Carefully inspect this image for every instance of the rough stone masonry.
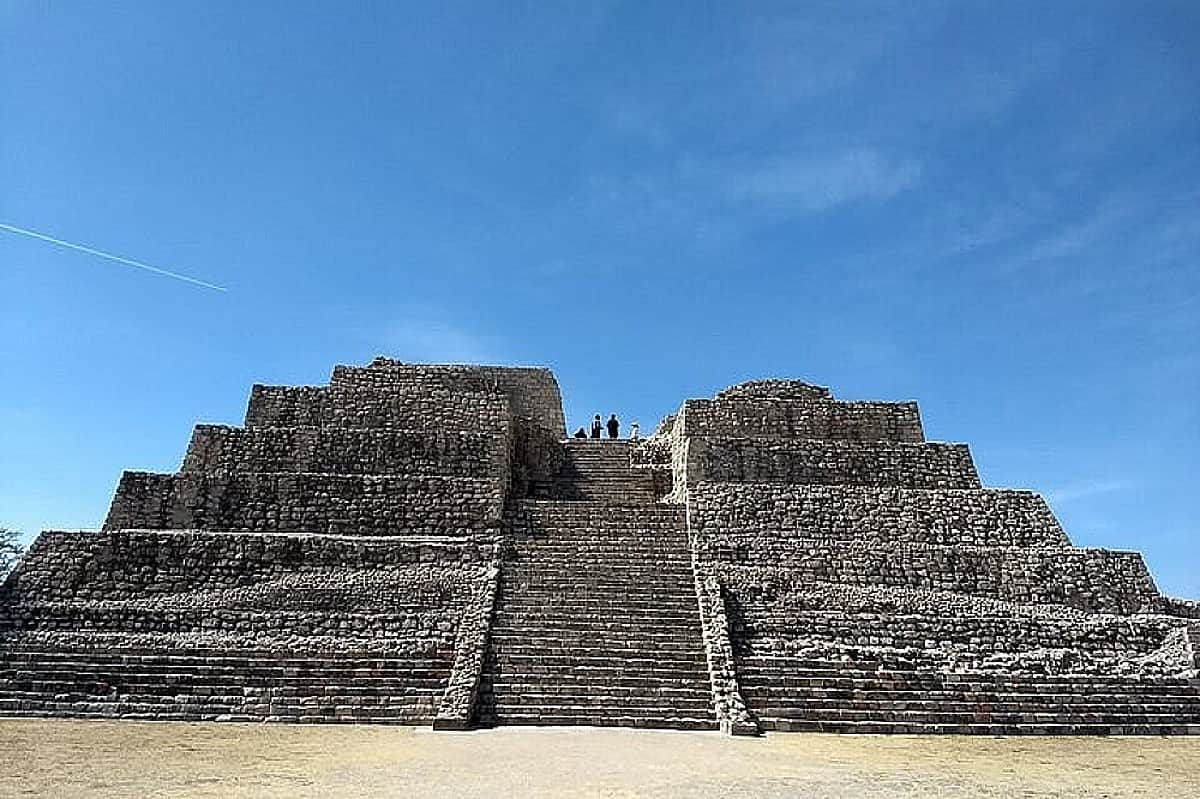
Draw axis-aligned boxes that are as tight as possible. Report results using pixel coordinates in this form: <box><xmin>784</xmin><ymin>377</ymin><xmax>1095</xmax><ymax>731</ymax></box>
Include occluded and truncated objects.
<box><xmin>1</xmin><ymin>357</ymin><xmax>1197</xmax><ymax>734</ymax></box>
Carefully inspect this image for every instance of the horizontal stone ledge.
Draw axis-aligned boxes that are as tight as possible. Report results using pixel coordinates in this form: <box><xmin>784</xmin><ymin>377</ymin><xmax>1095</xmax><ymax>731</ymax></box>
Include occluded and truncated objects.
<box><xmin>182</xmin><ymin>424</ymin><xmax>505</xmax><ymax>478</ymax></box>
<box><xmin>102</xmin><ymin>471</ymin><xmax>506</xmax><ymax>535</ymax></box>
<box><xmin>677</xmin><ymin>397</ymin><xmax>924</xmax><ymax>442</ymax></box>
<box><xmin>245</xmin><ymin>384</ymin><xmax>512</xmax><ymax>431</ymax></box>
<box><xmin>689</xmin><ymin>483</ymin><xmax>1068</xmax><ymax>548</ymax></box>
<box><xmin>714</xmin><ymin>547</ymin><xmax>1158</xmax><ymax>615</ymax></box>
<box><xmin>690</xmin><ymin>438</ymin><xmax>980</xmax><ymax>489</ymax></box>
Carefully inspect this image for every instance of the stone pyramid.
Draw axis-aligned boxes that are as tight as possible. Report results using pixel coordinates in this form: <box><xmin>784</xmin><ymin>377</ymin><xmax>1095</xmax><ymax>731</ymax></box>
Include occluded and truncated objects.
<box><xmin>2</xmin><ymin>358</ymin><xmax>1197</xmax><ymax>734</ymax></box>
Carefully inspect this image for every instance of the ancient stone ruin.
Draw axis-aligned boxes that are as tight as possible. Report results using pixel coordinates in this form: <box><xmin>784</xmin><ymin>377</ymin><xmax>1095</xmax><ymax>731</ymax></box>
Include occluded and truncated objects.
<box><xmin>2</xmin><ymin>358</ymin><xmax>1198</xmax><ymax>734</ymax></box>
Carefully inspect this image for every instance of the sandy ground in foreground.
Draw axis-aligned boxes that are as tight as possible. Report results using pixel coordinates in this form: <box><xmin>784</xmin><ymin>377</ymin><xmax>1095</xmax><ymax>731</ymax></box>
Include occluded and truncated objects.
<box><xmin>0</xmin><ymin>720</ymin><xmax>1197</xmax><ymax>798</ymax></box>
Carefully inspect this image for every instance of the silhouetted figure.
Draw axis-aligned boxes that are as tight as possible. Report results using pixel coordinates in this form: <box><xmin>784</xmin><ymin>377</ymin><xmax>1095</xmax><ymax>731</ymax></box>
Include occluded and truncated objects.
<box><xmin>629</xmin><ymin>421</ymin><xmax>640</xmax><ymax>440</ymax></box>
<box><xmin>573</xmin><ymin>427</ymin><xmax>587</xmax><ymax>439</ymax></box>
<box><xmin>590</xmin><ymin>415</ymin><xmax>602</xmax><ymax>439</ymax></box>
<box><xmin>607</xmin><ymin>414</ymin><xmax>619</xmax><ymax>439</ymax></box>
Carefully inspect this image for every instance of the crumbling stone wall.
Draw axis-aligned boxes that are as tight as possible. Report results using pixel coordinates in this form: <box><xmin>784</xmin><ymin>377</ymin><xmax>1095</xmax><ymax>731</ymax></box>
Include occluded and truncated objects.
<box><xmin>245</xmin><ymin>385</ymin><xmax>506</xmax><ymax>431</ymax></box>
<box><xmin>2</xmin><ymin>529</ymin><xmax>497</xmax><ymax>647</ymax></box>
<box><xmin>715</xmin><ymin>379</ymin><xmax>832</xmax><ymax>401</ymax></box>
<box><xmin>7</xmin><ymin>530</ymin><xmax>495</xmax><ymax>600</ymax></box>
<box><xmin>709</xmin><ymin>546</ymin><xmax>1158</xmax><ymax>615</ymax></box>
<box><xmin>669</xmin><ymin>377</ymin><xmax>1198</xmax><ymax>729</ymax></box>
<box><xmin>183</xmin><ymin>425</ymin><xmax>503</xmax><ymax>478</ymax></box>
<box><xmin>105</xmin><ymin>472</ymin><xmax>503</xmax><ymax>535</ymax></box>
<box><xmin>338</xmin><ymin>359</ymin><xmax>566</xmax><ymax>437</ymax></box>
<box><xmin>103</xmin><ymin>358</ymin><xmax>560</xmax><ymax>534</ymax></box>
<box><xmin>677</xmin><ymin>398</ymin><xmax>924</xmax><ymax>442</ymax></box>
<box><xmin>690</xmin><ymin>439</ymin><xmax>979</xmax><ymax>488</ymax></box>
<box><xmin>690</xmin><ymin>484</ymin><xmax>1068</xmax><ymax>547</ymax></box>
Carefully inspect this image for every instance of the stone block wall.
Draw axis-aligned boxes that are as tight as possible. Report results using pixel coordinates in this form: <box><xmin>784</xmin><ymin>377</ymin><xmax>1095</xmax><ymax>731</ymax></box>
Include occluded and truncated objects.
<box><xmin>1</xmin><ymin>529</ymin><xmax>497</xmax><ymax>647</ymax></box>
<box><xmin>676</xmin><ymin>398</ymin><xmax>924</xmax><ymax>442</ymax></box>
<box><xmin>709</xmin><ymin>545</ymin><xmax>1159</xmax><ymax>615</ymax></box>
<box><xmin>723</xmin><ymin>576</ymin><xmax>1186</xmax><ymax>669</ymax></box>
<box><xmin>668</xmin><ymin>377</ymin><xmax>1198</xmax><ymax>724</ymax></box>
<box><xmin>182</xmin><ymin>425</ymin><xmax>503</xmax><ymax>478</ymax></box>
<box><xmin>335</xmin><ymin>359</ymin><xmax>566</xmax><ymax>436</ymax></box>
<box><xmin>689</xmin><ymin>484</ymin><xmax>1068</xmax><ymax>547</ymax></box>
<box><xmin>104</xmin><ymin>471</ymin><xmax>503</xmax><ymax>535</ymax></box>
<box><xmin>244</xmin><ymin>385</ymin><xmax>507</xmax><ymax>431</ymax></box>
<box><xmin>715</xmin><ymin>379</ymin><xmax>832</xmax><ymax>401</ymax></box>
<box><xmin>6</xmin><ymin>529</ymin><xmax>493</xmax><ymax>603</ymax></box>
<box><xmin>690</xmin><ymin>439</ymin><xmax>979</xmax><ymax>488</ymax></box>
<box><xmin>98</xmin><ymin>359</ymin><xmax>565</xmax><ymax>536</ymax></box>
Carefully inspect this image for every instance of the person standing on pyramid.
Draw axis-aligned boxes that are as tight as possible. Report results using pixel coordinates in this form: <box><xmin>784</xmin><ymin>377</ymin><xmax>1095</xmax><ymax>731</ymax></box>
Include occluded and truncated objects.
<box><xmin>590</xmin><ymin>415</ymin><xmax>602</xmax><ymax>438</ymax></box>
<box><xmin>606</xmin><ymin>414</ymin><xmax>620</xmax><ymax>439</ymax></box>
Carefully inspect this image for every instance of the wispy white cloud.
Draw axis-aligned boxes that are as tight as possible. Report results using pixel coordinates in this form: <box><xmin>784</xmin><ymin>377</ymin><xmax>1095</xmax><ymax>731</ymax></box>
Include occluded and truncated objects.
<box><xmin>726</xmin><ymin>149</ymin><xmax>922</xmax><ymax>214</ymax></box>
<box><xmin>576</xmin><ymin>146</ymin><xmax>923</xmax><ymax>254</ymax></box>
<box><xmin>1046</xmin><ymin>479</ymin><xmax>1132</xmax><ymax>506</ymax></box>
<box><xmin>383</xmin><ymin>316</ymin><xmax>502</xmax><ymax>365</ymax></box>
<box><xmin>1021</xmin><ymin>200</ymin><xmax>1141</xmax><ymax>263</ymax></box>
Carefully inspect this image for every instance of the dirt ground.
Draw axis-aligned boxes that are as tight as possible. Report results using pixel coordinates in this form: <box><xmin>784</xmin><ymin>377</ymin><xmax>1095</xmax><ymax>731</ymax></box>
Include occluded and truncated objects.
<box><xmin>0</xmin><ymin>720</ymin><xmax>1197</xmax><ymax>798</ymax></box>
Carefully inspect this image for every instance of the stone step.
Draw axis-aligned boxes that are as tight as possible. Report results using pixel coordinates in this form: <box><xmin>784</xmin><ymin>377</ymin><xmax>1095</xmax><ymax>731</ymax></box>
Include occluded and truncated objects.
<box><xmin>490</xmin><ymin>626</ymin><xmax>704</xmax><ymax>641</ymax></box>
<box><xmin>506</xmin><ymin>531</ymin><xmax>688</xmax><ymax>541</ymax></box>
<box><xmin>500</xmin><ymin>585</ymin><xmax>693</xmax><ymax>596</ymax></box>
<box><xmin>750</xmin><ymin>706</ymin><xmax>1200</xmax><ymax>724</ymax></box>
<box><xmin>489</xmin><ymin>703</ymin><xmax>715</xmax><ymax>719</ymax></box>
<box><xmin>0</xmin><ymin>660</ymin><xmax>449</xmax><ymax>678</ymax></box>
<box><xmin>736</xmin><ymin>665</ymin><xmax>1199</xmax><ymax>690</ymax></box>
<box><xmin>739</xmin><ymin>684</ymin><xmax>1200</xmax><ymax>703</ymax></box>
<box><xmin>0</xmin><ymin>688</ymin><xmax>443</xmax><ymax>708</ymax></box>
<box><xmin>502</xmin><ymin>557</ymin><xmax>689</xmax><ymax>569</ymax></box>
<box><xmin>499</xmin><ymin>581</ymin><xmax>697</xmax><ymax>595</ymax></box>
<box><xmin>484</xmin><ymin>690</ymin><xmax>713</xmax><ymax>709</ymax></box>
<box><xmin>506</xmin><ymin>517</ymin><xmax>685</xmax><ymax>528</ymax></box>
<box><xmin>0</xmin><ymin>667</ymin><xmax>450</xmax><ymax>684</ymax></box>
<box><xmin>758</xmin><ymin>718</ymin><xmax>1200</xmax><ymax>735</ymax></box>
<box><xmin>1</xmin><ymin>675</ymin><xmax>449</xmax><ymax>693</ymax></box>
<box><xmin>492</xmin><ymin>606</ymin><xmax>700</xmax><ymax>622</ymax></box>
<box><xmin>0</xmin><ymin>649</ymin><xmax>449</xmax><ymax>667</ymax></box>
<box><xmin>0</xmin><ymin>698</ymin><xmax>438</xmax><ymax>722</ymax></box>
<box><xmin>490</xmin><ymin>651</ymin><xmax>708</xmax><ymax>668</ymax></box>
<box><xmin>490</xmin><ymin>645</ymin><xmax>705</xmax><ymax>662</ymax></box>
<box><xmin>508</xmin><ymin>501</ymin><xmax>684</xmax><ymax>518</ymax></box>
<box><xmin>502</xmin><ymin>558</ymin><xmax>692</xmax><ymax>570</ymax></box>
<box><xmin>484</xmin><ymin>674</ymin><xmax>708</xmax><ymax>691</ymax></box>
<box><xmin>499</xmin><ymin>580</ymin><xmax>696</xmax><ymax>595</ymax></box>
<box><xmin>488</xmin><ymin>619</ymin><xmax>701</xmax><ymax>635</ymax></box>
<box><xmin>483</xmin><ymin>712</ymin><xmax>718</xmax><ymax>730</ymax></box>
<box><xmin>495</xmin><ymin>600</ymin><xmax>699</xmax><ymax>616</ymax></box>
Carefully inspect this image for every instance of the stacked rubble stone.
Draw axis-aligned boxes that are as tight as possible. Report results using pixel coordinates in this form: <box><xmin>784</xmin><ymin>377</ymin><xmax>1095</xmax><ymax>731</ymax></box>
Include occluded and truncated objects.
<box><xmin>0</xmin><ymin>359</ymin><xmax>561</xmax><ymax>727</ymax></box>
<box><xmin>1</xmin><ymin>360</ymin><xmax>1197</xmax><ymax>734</ymax></box>
<box><xmin>668</xmin><ymin>380</ymin><xmax>1200</xmax><ymax>734</ymax></box>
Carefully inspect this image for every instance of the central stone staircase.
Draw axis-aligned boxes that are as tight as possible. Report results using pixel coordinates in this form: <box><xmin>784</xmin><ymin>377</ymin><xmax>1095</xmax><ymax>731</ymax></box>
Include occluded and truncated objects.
<box><xmin>533</xmin><ymin>440</ymin><xmax>661</xmax><ymax>505</ymax></box>
<box><xmin>476</xmin><ymin>501</ymin><xmax>717</xmax><ymax>729</ymax></box>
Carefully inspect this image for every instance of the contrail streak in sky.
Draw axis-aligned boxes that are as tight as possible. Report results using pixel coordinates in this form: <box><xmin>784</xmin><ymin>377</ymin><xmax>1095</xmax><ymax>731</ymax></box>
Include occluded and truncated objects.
<box><xmin>0</xmin><ymin>221</ymin><xmax>228</xmax><ymax>292</ymax></box>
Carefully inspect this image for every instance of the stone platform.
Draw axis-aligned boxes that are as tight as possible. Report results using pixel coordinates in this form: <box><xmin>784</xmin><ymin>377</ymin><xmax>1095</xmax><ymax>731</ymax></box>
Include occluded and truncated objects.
<box><xmin>2</xmin><ymin>359</ymin><xmax>1197</xmax><ymax>734</ymax></box>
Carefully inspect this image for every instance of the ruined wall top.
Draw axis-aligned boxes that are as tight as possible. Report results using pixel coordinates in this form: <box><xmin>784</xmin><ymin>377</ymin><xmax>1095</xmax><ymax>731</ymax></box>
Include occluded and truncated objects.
<box><xmin>714</xmin><ymin>379</ymin><xmax>832</xmax><ymax>401</ymax></box>
<box><xmin>351</xmin><ymin>358</ymin><xmax>566</xmax><ymax>436</ymax></box>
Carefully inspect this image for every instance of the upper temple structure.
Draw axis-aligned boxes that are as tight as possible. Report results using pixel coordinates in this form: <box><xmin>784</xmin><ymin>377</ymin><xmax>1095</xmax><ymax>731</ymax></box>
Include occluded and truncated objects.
<box><xmin>2</xmin><ymin>357</ymin><xmax>1198</xmax><ymax>734</ymax></box>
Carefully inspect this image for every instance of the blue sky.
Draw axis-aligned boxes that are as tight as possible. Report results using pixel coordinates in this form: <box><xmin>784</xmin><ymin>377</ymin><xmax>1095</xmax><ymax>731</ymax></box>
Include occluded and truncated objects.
<box><xmin>2</xmin><ymin>2</ymin><xmax>1197</xmax><ymax>597</ymax></box>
